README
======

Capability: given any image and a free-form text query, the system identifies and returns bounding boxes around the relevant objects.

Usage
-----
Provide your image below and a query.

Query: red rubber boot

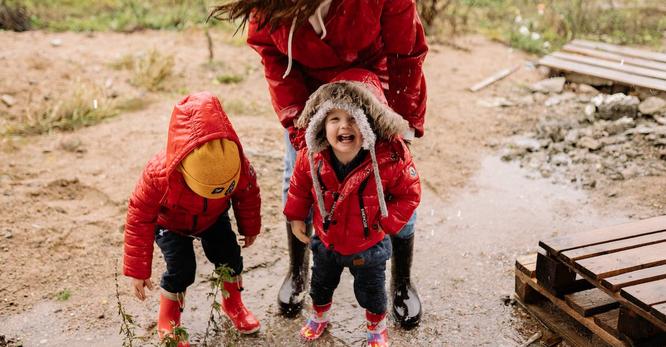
[157,291,189,347]
[366,311,389,347]
[221,278,261,334]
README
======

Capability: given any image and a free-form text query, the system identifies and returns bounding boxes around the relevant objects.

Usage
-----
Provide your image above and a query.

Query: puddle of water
[0,156,635,346]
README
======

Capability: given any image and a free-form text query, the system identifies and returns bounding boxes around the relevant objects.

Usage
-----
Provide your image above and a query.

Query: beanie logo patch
[211,187,225,195]
[224,180,236,196]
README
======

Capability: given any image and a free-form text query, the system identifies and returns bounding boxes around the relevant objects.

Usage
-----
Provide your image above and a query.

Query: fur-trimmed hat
[296,69,408,219]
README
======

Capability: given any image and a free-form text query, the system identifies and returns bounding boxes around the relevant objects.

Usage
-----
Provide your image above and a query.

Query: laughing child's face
[324,108,363,164]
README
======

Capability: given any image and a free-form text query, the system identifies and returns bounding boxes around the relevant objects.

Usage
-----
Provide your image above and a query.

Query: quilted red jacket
[284,139,420,255]
[247,0,428,146]
[123,92,261,280]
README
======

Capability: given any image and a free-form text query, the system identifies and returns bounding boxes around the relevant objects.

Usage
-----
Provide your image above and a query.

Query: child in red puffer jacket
[284,69,421,347]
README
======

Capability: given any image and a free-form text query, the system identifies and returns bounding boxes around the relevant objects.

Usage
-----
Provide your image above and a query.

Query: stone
[477,97,514,108]
[551,153,571,166]
[638,96,666,115]
[592,93,639,120]
[604,117,635,135]
[0,94,16,107]
[577,84,600,95]
[529,77,566,93]
[510,136,542,152]
[578,137,602,151]
[545,92,576,107]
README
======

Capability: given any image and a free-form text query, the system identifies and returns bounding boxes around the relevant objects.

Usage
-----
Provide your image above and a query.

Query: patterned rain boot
[221,277,261,334]
[157,291,189,347]
[300,302,331,341]
[366,311,389,347]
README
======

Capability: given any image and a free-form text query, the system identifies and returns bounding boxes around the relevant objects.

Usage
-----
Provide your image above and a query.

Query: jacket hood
[165,92,242,176]
[296,68,408,153]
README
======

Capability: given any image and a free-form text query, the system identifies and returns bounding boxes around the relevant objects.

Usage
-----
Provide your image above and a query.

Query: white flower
[543,41,551,49]
[531,32,541,40]
[519,26,529,36]
[514,15,523,23]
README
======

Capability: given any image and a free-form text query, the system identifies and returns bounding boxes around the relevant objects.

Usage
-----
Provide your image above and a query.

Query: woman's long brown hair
[208,0,325,32]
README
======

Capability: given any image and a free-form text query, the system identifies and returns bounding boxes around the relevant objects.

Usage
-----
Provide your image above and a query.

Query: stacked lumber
[516,216,666,346]
[538,39,666,92]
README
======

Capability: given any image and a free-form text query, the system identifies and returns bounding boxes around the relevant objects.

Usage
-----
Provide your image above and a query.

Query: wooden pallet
[515,216,666,346]
[538,39,666,92]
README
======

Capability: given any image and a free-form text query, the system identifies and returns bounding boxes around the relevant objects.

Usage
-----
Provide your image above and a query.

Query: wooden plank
[539,55,666,92]
[570,39,666,64]
[536,251,577,296]
[652,302,666,322]
[516,253,537,278]
[575,242,666,279]
[562,44,666,72]
[617,306,666,344]
[550,51,666,81]
[620,278,666,312]
[593,309,620,338]
[516,270,626,346]
[539,215,666,256]
[560,231,666,262]
[602,264,666,292]
[565,288,619,317]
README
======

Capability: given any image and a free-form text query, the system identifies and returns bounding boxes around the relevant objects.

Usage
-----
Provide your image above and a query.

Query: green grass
[421,0,666,54]
[55,289,71,301]
[17,0,225,32]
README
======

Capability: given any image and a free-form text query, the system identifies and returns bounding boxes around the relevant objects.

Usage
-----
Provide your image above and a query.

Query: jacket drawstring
[316,3,327,39]
[282,16,297,79]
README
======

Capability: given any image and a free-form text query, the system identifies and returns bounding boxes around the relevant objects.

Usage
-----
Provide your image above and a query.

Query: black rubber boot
[277,222,311,317]
[390,234,422,329]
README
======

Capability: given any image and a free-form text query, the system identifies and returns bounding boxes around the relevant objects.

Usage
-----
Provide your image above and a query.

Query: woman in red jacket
[210,0,427,327]
[123,92,262,345]
[284,68,421,346]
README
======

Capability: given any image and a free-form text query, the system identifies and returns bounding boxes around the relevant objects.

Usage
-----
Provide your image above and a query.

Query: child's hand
[241,235,257,248]
[131,278,153,301]
[291,220,310,244]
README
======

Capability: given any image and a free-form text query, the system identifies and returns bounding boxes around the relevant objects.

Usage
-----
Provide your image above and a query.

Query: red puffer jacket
[284,139,420,255]
[247,0,428,145]
[123,92,261,280]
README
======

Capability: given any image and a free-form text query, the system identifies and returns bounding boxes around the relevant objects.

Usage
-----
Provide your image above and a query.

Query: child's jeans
[309,235,392,314]
[155,212,243,293]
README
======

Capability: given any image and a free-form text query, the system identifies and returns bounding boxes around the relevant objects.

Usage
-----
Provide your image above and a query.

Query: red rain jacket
[123,92,261,280]
[284,140,421,255]
[247,0,428,147]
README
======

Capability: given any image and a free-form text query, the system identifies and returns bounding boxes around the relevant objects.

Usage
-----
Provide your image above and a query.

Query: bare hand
[241,234,257,248]
[131,278,153,301]
[291,220,310,244]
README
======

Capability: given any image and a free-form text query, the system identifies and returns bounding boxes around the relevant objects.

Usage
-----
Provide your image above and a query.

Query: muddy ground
[0,29,664,346]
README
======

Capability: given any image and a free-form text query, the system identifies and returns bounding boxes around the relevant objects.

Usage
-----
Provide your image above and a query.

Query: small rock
[4,230,12,239]
[605,117,635,135]
[50,38,63,47]
[551,153,571,166]
[654,116,666,125]
[578,137,602,151]
[593,93,639,120]
[584,104,596,118]
[577,84,600,95]
[608,191,618,198]
[97,313,105,319]
[638,96,666,115]
[477,97,514,108]
[510,136,542,152]
[0,94,16,107]
[529,77,566,93]
[621,167,639,180]
[544,92,576,107]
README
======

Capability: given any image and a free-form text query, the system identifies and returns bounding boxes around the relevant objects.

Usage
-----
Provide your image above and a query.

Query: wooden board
[593,309,620,338]
[539,216,666,256]
[570,39,666,64]
[560,231,666,262]
[562,44,666,72]
[516,253,537,278]
[652,302,666,322]
[565,288,619,317]
[574,242,666,279]
[516,270,626,346]
[550,51,666,81]
[602,264,666,292]
[620,278,666,312]
[539,55,666,92]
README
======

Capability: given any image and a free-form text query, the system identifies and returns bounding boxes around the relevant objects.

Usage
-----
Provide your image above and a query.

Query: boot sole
[238,325,260,334]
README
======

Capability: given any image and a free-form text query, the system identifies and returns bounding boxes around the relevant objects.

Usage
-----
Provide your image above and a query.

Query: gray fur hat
[296,69,408,219]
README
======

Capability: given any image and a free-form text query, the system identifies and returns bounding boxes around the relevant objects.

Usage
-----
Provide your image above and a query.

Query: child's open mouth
[337,134,355,143]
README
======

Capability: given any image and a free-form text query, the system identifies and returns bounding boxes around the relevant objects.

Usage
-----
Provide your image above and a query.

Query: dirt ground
[0,29,664,346]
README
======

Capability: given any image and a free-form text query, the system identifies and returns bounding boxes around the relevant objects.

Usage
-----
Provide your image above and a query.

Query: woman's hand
[131,278,153,301]
[241,234,257,248]
[290,220,310,244]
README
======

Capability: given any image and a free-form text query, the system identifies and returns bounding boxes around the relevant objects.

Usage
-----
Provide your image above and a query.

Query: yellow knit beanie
[180,139,241,199]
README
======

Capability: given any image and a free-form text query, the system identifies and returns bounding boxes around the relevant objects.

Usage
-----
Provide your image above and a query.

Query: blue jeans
[282,130,416,238]
[309,236,392,314]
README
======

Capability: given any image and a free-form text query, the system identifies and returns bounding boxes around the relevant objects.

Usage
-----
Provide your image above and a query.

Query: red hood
[165,92,243,176]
